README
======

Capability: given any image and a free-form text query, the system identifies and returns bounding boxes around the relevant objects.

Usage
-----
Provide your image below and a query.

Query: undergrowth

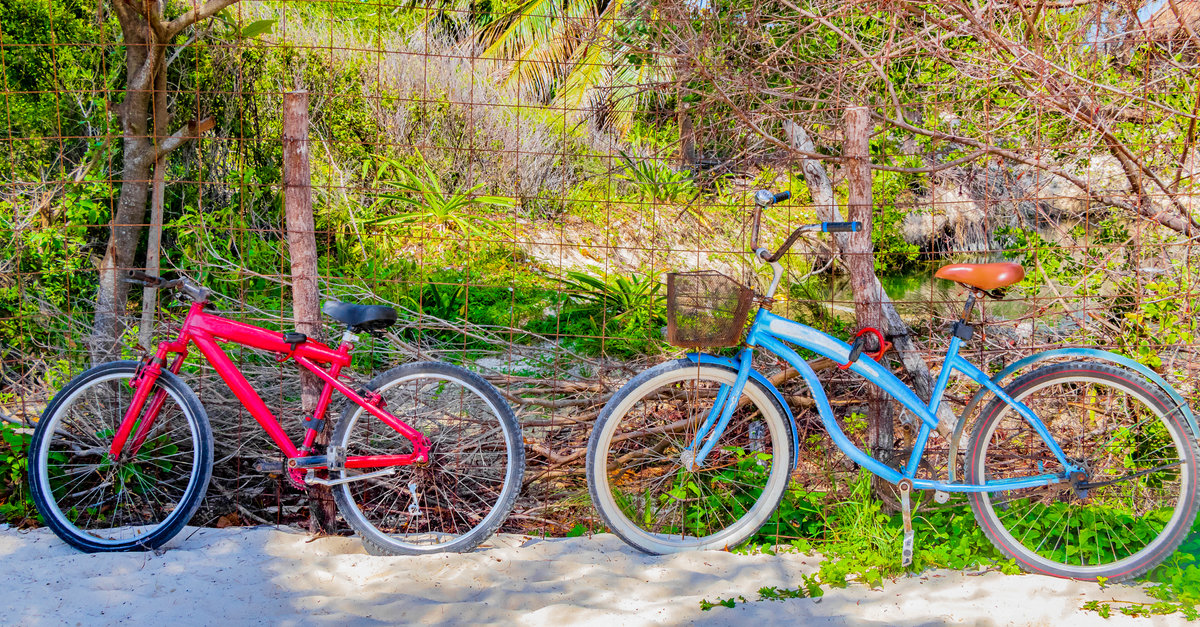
[697,470,1200,620]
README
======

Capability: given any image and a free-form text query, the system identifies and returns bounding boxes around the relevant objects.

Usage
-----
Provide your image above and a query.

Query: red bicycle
[27,272,524,554]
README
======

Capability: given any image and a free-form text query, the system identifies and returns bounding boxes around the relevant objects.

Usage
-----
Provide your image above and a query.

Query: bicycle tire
[28,361,213,552]
[966,361,1199,582]
[586,360,792,554]
[331,361,524,555]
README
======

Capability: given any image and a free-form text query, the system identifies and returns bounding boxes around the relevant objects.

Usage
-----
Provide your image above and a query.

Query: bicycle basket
[666,271,755,348]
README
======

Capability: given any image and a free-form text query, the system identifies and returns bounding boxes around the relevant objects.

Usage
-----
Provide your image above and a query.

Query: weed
[700,575,825,611]
[0,422,37,524]
[615,150,697,205]
[372,152,514,238]
[530,269,668,357]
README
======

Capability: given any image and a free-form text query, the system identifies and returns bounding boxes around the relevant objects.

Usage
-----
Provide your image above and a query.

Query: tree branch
[156,116,215,157]
[165,0,240,40]
[145,0,169,41]
[876,110,1197,235]
[126,47,157,95]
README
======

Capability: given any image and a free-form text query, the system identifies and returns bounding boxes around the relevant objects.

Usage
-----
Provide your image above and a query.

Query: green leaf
[240,19,276,39]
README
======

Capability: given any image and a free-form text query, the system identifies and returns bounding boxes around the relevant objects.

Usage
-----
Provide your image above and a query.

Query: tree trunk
[784,120,955,438]
[842,107,895,501]
[138,156,166,351]
[283,91,336,535]
[92,16,155,364]
[139,62,171,351]
[93,0,240,364]
[679,105,697,170]
[93,141,154,364]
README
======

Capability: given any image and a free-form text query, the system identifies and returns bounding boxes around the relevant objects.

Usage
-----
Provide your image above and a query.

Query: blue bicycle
[586,189,1199,582]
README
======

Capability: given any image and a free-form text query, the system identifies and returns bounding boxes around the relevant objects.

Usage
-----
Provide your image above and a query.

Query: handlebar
[125,271,211,303]
[749,189,861,262]
[126,270,158,286]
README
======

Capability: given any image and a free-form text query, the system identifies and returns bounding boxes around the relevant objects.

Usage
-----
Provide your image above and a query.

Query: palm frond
[480,0,571,60]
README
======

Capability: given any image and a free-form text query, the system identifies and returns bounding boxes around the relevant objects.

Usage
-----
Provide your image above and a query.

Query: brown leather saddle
[934,262,1025,296]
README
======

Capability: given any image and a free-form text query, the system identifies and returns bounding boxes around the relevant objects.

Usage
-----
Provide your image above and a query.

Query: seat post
[961,290,977,322]
[950,286,981,343]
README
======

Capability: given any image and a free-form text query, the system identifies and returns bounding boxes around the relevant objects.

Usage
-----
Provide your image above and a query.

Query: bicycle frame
[686,307,1083,493]
[108,300,430,469]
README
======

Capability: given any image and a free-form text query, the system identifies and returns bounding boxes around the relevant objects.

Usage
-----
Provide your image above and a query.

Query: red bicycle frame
[109,300,430,471]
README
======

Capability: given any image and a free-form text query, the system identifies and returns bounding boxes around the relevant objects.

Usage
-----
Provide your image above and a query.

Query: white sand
[0,526,1183,626]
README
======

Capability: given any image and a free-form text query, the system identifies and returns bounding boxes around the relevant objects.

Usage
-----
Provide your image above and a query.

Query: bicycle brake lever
[124,270,161,286]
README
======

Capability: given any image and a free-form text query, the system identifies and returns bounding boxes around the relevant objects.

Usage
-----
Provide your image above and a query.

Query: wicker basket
[666,271,755,348]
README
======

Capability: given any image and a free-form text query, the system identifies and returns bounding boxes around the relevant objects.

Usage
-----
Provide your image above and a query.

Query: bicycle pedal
[254,460,285,474]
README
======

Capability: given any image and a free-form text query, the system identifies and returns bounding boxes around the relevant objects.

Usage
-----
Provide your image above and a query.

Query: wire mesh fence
[1,0,1198,541]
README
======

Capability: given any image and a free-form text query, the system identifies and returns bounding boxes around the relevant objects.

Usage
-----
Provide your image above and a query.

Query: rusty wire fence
[1,0,1198,537]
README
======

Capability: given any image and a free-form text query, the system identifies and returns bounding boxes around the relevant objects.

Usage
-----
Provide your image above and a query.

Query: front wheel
[332,361,524,555]
[967,361,1199,582]
[587,360,793,554]
[28,361,213,552]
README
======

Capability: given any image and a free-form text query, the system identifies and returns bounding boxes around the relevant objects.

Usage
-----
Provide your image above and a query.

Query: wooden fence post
[283,90,336,533]
[842,106,896,499]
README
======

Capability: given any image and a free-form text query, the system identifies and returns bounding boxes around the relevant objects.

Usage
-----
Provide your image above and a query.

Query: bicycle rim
[587,362,791,554]
[968,364,1199,581]
[31,365,209,551]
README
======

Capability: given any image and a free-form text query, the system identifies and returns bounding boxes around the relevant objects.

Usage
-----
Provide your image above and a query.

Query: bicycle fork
[109,353,187,460]
[683,349,755,470]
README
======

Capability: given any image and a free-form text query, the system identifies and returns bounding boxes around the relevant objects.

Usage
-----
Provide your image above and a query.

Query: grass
[694,469,1200,619]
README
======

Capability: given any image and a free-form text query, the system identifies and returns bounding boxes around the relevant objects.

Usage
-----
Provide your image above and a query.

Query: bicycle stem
[755,248,785,301]
[752,224,826,300]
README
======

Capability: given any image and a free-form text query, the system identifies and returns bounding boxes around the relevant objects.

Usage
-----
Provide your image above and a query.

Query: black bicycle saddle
[322,300,397,332]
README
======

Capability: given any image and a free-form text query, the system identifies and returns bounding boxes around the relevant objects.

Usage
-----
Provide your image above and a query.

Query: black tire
[966,361,1199,582]
[331,361,524,555]
[28,361,213,552]
[586,360,793,554]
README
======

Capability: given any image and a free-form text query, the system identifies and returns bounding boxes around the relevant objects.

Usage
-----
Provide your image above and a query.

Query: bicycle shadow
[0,526,1180,626]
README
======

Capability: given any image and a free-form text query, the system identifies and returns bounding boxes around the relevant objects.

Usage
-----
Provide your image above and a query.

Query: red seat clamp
[837,327,893,370]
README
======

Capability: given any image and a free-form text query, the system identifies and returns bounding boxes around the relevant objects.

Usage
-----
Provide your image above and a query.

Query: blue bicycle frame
[683,306,1084,494]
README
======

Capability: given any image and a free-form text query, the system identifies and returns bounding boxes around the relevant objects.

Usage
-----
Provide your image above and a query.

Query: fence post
[283,90,336,532]
[843,106,895,499]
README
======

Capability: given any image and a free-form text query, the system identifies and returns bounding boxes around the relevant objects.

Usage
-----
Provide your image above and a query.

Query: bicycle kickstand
[899,479,915,568]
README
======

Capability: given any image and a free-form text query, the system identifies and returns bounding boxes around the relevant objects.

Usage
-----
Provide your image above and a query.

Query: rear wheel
[332,362,523,554]
[28,361,213,552]
[967,362,1199,582]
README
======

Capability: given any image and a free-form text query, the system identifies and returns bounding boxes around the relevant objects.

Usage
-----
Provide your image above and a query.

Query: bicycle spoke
[970,363,1197,581]
[333,365,520,553]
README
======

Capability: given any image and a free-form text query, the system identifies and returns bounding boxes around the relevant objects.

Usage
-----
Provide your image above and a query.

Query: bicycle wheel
[586,360,793,554]
[28,361,213,552]
[967,361,1199,582]
[331,361,524,555]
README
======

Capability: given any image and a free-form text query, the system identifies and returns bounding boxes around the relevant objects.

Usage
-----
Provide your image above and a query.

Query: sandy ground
[0,525,1184,626]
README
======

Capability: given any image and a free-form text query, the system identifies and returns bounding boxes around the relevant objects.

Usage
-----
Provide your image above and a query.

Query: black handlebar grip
[773,190,791,203]
[824,221,862,233]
